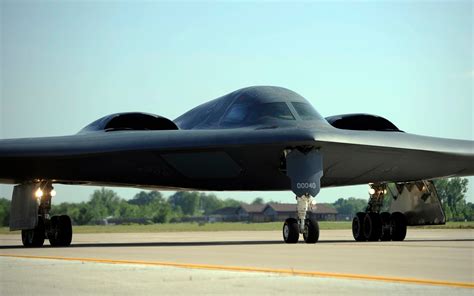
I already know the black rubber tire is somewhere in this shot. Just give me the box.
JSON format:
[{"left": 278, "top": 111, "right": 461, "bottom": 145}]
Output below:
[
  {"left": 21, "top": 217, "right": 45, "bottom": 248},
  {"left": 380, "top": 212, "right": 392, "bottom": 241},
  {"left": 352, "top": 212, "right": 366, "bottom": 242},
  {"left": 283, "top": 218, "right": 299, "bottom": 244},
  {"left": 49, "top": 215, "right": 73, "bottom": 247},
  {"left": 364, "top": 212, "right": 382, "bottom": 241},
  {"left": 48, "top": 216, "right": 60, "bottom": 246},
  {"left": 390, "top": 212, "right": 407, "bottom": 241},
  {"left": 303, "top": 218, "right": 319, "bottom": 244}
]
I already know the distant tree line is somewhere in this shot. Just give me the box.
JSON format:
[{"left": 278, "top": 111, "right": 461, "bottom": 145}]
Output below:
[
  {"left": 435, "top": 178, "right": 473, "bottom": 221},
  {"left": 0, "top": 178, "right": 471, "bottom": 226},
  {"left": 47, "top": 189, "right": 244, "bottom": 225}
]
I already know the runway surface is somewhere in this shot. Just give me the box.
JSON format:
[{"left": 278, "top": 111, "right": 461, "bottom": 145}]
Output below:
[{"left": 0, "top": 229, "right": 473, "bottom": 295}]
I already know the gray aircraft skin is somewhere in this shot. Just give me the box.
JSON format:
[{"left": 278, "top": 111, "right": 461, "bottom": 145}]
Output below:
[
  {"left": 2, "top": 85, "right": 474, "bottom": 246},
  {"left": 0, "top": 86, "right": 473, "bottom": 191}
]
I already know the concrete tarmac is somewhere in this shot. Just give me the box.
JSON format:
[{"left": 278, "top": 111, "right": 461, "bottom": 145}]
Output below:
[{"left": 0, "top": 229, "right": 473, "bottom": 295}]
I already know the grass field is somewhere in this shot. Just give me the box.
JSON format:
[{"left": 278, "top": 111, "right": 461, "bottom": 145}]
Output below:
[{"left": 0, "top": 221, "right": 473, "bottom": 235}]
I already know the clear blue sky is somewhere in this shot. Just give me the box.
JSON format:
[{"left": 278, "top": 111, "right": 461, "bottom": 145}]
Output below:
[{"left": 1, "top": 1, "right": 472, "bottom": 204}]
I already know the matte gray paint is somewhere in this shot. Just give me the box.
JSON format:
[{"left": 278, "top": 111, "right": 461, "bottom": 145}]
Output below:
[{"left": 0, "top": 86, "right": 473, "bottom": 194}]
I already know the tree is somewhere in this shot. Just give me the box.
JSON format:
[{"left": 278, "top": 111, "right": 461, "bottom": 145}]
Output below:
[
  {"left": 199, "top": 193, "right": 224, "bottom": 214},
  {"left": 128, "top": 191, "right": 163, "bottom": 206},
  {"left": 251, "top": 197, "right": 264, "bottom": 205},
  {"left": 222, "top": 198, "right": 242, "bottom": 208},
  {"left": 51, "top": 202, "right": 94, "bottom": 225},
  {"left": 465, "top": 203, "right": 474, "bottom": 221},
  {"left": 127, "top": 191, "right": 168, "bottom": 221},
  {"left": 88, "top": 188, "right": 122, "bottom": 220},
  {"left": 117, "top": 201, "right": 140, "bottom": 219},
  {"left": 435, "top": 178, "right": 469, "bottom": 221},
  {"left": 168, "top": 191, "right": 201, "bottom": 216},
  {"left": 0, "top": 198, "right": 11, "bottom": 227},
  {"left": 138, "top": 193, "right": 173, "bottom": 223},
  {"left": 333, "top": 197, "right": 367, "bottom": 217}
]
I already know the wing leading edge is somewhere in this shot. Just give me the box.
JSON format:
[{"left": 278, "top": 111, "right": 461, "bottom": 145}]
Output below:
[{"left": 0, "top": 126, "right": 472, "bottom": 190}]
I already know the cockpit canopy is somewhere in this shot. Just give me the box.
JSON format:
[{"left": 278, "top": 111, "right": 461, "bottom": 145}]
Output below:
[{"left": 174, "top": 86, "right": 324, "bottom": 129}]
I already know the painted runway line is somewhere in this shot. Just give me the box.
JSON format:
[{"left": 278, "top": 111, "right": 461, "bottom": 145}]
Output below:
[{"left": 1, "top": 253, "right": 472, "bottom": 289}]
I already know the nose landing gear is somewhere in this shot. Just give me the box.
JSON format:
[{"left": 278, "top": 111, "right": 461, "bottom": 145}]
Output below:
[
  {"left": 282, "top": 216, "right": 320, "bottom": 244},
  {"left": 282, "top": 194, "right": 320, "bottom": 244}
]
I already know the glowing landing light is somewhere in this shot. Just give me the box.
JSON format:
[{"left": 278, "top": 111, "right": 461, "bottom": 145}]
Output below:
[
  {"left": 50, "top": 189, "right": 57, "bottom": 197},
  {"left": 368, "top": 188, "right": 376, "bottom": 195},
  {"left": 35, "top": 188, "right": 43, "bottom": 198}
]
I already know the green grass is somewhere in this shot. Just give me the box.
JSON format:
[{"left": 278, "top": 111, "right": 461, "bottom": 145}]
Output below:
[
  {"left": 413, "top": 221, "right": 474, "bottom": 229},
  {"left": 0, "top": 221, "right": 472, "bottom": 235},
  {"left": 0, "top": 221, "right": 351, "bottom": 234}
]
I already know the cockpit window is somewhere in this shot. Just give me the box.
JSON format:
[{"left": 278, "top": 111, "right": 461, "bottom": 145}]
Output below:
[
  {"left": 250, "top": 102, "right": 295, "bottom": 121},
  {"left": 291, "top": 102, "right": 323, "bottom": 120},
  {"left": 221, "top": 102, "right": 295, "bottom": 126},
  {"left": 223, "top": 103, "right": 249, "bottom": 124}
]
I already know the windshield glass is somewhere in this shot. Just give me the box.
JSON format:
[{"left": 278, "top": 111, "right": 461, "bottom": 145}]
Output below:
[
  {"left": 291, "top": 102, "right": 323, "bottom": 120},
  {"left": 221, "top": 102, "right": 295, "bottom": 126}
]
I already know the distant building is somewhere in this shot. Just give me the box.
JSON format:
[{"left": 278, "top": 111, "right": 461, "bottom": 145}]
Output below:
[
  {"left": 262, "top": 203, "right": 338, "bottom": 222},
  {"left": 237, "top": 204, "right": 266, "bottom": 222},
  {"left": 209, "top": 207, "right": 239, "bottom": 222},
  {"left": 263, "top": 203, "right": 298, "bottom": 222},
  {"left": 309, "top": 204, "right": 338, "bottom": 221},
  {"left": 185, "top": 203, "right": 338, "bottom": 223}
]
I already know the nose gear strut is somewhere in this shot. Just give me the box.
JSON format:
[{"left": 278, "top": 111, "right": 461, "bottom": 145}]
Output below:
[
  {"left": 296, "top": 194, "right": 313, "bottom": 233},
  {"left": 284, "top": 149, "right": 323, "bottom": 244}
]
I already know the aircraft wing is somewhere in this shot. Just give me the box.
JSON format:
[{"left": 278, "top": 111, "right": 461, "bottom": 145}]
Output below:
[
  {"left": 0, "top": 128, "right": 313, "bottom": 188},
  {"left": 0, "top": 127, "right": 472, "bottom": 190},
  {"left": 311, "top": 126, "right": 474, "bottom": 186}
]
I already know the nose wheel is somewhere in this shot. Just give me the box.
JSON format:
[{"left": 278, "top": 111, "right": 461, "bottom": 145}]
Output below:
[
  {"left": 303, "top": 218, "right": 319, "bottom": 243},
  {"left": 283, "top": 217, "right": 320, "bottom": 244},
  {"left": 283, "top": 218, "right": 299, "bottom": 243}
]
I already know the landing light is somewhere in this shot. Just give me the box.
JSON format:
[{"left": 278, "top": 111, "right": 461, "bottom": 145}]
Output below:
[
  {"left": 50, "top": 189, "right": 57, "bottom": 197},
  {"left": 368, "top": 188, "right": 376, "bottom": 195},
  {"left": 35, "top": 188, "right": 43, "bottom": 198}
]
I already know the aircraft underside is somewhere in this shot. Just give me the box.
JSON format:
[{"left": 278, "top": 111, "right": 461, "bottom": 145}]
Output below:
[{"left": 8, "top": 147, "right": 446, "bottom": 247}]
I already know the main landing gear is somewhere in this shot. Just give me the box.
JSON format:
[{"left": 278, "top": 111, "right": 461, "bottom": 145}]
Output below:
[
  {"left": 21, "top": 215, "right": 72, "bottom": 247},
  {"left": 352, "top": 211, "right": 407, "bottom": 242},
  {"left": 14, "top": 182, "right": 73, "bottom": 248},
  {"left": 282, "top": 194, "right": 320, "bottom": 244},
  {"left": 352, "top": 183, "right": 407, "bottom": 242}
]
